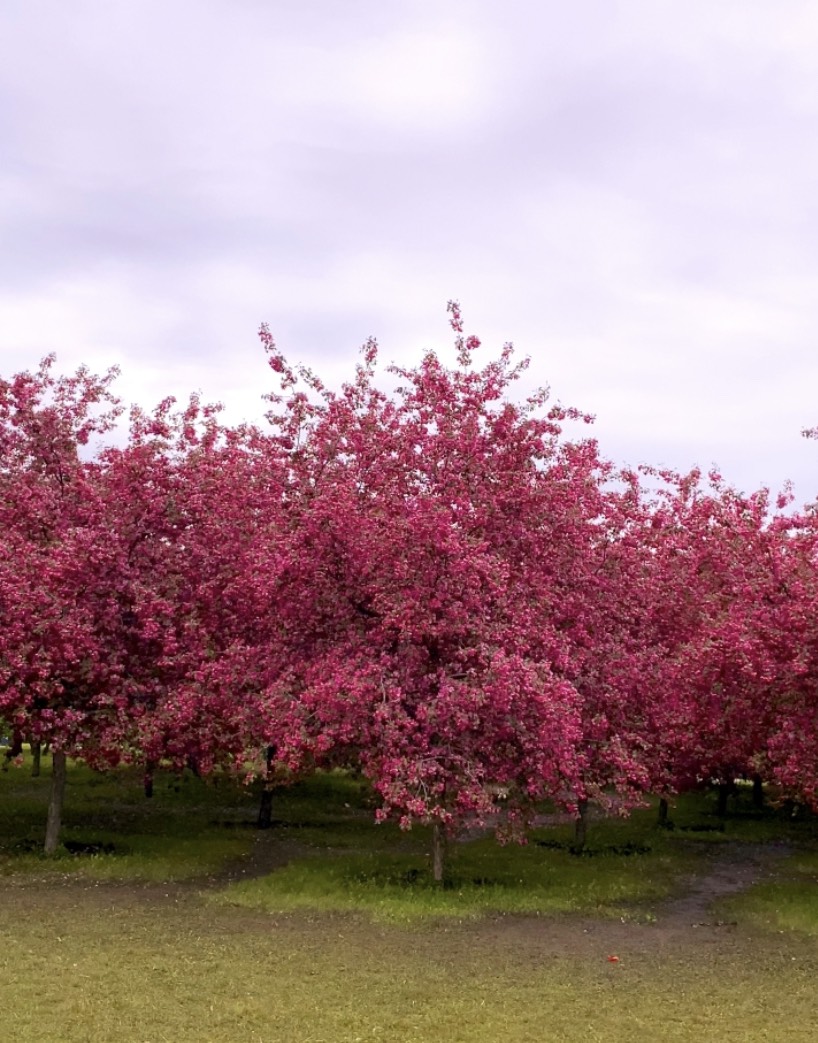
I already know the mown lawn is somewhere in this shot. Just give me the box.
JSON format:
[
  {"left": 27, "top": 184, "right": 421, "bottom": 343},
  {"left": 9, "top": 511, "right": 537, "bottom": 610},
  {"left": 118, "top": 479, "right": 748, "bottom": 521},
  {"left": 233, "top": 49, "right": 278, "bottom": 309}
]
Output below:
[
  {"left": 0, "top": 753, "right": 258, "bottom": 880},
  {"left": 2, "top": 755, "right": 818, "bottom": 1041},
  {"left": 2, "top": 884, "right": 818, "bottom": 1043},
  {"left": 722, "top": 847, "right": 818, "bottom": 938}
]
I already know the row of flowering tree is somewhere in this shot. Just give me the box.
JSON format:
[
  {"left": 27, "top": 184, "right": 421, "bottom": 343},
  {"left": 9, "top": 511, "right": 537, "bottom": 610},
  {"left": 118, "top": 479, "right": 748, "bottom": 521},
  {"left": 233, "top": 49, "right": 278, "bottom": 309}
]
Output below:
[{"left": 2, "top": 308, "right": 817, "bottom": 873}]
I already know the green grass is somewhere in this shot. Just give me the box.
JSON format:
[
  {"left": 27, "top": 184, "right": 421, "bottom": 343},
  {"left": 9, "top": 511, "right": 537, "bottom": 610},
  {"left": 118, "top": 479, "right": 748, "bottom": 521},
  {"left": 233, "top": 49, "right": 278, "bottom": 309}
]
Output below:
[
  {"left": 0, "top": 751, "right": 257, "bottom": 880},
  {"left": 721, "top": 849, "right": 818, "bottom": 938},
  {"left": 12, "top": 834, "right": 253, "bottom": 882},
  {"left": 214, "top": 830, "right": 689, "bottom": 924},
  {"left": 213, "top": 787, "right": 818, "bottom": 925},
  {"left": 3, "top": 758, "right": 818, "bottom": 1040},
  {"left": 212, "top": 784, "right": 704, "bottom": 925},
  {"left": 657, "top": 786, "right": 818, "bottom": 845},
  {"left": 2, "top": 887, "right": 818, "bottom": 1043},
  {"left": 7, "top": 751, "right": 816, "bottom": 925}
]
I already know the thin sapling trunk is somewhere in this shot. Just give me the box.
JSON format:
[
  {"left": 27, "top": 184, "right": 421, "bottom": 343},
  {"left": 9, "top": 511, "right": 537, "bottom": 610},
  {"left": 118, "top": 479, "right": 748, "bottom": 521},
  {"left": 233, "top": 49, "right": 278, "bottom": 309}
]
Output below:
[
  {"left": 143, "top": 760, "right": 157, "bottom": 799},
  {"left": 30, "top": 741, "right": 41, "bottom": 777},
  {"left": 572, "top": 799, "right": 589, "bottom": 854},
  {"left": 257, "top": 746, "right": 277, "bottom": 829},
  {"left": 44, "top": 750, "right": 67, "bottom": 856},
  {"left": 716, "top": 781, "right": 732, "bottom": 818},
  {"left": 431, "top": 820, "right": 446, "bottom": 884}
]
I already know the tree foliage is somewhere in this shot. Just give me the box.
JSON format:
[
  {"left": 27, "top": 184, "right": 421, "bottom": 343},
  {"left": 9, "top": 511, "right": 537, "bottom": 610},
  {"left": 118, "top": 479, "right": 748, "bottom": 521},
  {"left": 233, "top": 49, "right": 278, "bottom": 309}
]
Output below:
[{"left": 2, "top": 310, "right": 818, "bottom": 865}]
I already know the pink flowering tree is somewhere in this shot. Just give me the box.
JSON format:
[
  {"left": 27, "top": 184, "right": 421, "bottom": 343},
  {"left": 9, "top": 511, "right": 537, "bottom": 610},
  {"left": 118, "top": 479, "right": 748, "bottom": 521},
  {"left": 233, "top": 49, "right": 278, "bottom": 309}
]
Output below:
[
  {"left": 635, "top": 468, "right": 798, "bottom": 815},
  {"left": 761, "top": 427, "right": 818, "bottom": 809},
  {"left": 255, "top": 306, "right": 677, "bottom": 878},
  {"left": 108, "top": 398, "right": 282, "bottom": 780},
  {"left": 0, "top": 356, "right": 131, "bottom": 851},
  {"left": 0, "top": 357, "right": 283, "bottom": 851}
]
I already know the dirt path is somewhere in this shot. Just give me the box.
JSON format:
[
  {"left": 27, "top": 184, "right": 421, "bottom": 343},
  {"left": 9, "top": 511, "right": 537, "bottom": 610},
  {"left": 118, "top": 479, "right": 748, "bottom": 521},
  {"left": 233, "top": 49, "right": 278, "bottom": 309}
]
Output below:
[
  {"left": 2, "top": 831, "right": 802, "bottom": 964},
  {"left": 657, "top": 840, "right": 791, "bottom": 928},
  {"left": 210, "top": 828, "right": 313, "bottom": 885},
  {"left": 432, "top": 839, "right": 802, "bottom": 968}
]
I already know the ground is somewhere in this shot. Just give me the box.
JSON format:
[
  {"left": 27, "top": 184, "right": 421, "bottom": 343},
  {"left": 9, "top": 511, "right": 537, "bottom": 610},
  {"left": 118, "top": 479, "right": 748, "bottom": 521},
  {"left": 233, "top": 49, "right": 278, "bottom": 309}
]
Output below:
[
  {"left": 3, "top": 836, "right": 817, "bottom": 1042},
  {"left": 3, "top": 769, "right": 817, "bottom": 1041}
]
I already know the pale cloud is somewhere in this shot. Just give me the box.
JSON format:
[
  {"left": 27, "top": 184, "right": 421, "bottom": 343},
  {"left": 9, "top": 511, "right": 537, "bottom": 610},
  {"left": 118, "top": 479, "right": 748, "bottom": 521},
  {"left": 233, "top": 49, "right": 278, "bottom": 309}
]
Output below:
[
  {"left": 1, "top": 0, "right": 817, "bottom": 502},
  {"left": 341, "top": 22, "right": 489, "bottom": 130}
]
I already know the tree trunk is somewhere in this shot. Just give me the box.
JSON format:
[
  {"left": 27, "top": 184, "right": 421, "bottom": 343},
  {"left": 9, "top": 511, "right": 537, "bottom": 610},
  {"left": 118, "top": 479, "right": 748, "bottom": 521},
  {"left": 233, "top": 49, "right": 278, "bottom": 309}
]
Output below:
[
  {"left": 752, "top": 774, "right": 764, "bottom": 809},
  {"left": 256, "top": 789, "right": 274, "bottom": 829},
  {"left": 716, "top": 781, "right": 731, "bottom": 818},
  {"left": 431, "top": 821, "right": 446, "bottom": 884},
  {"left": 572, "top": 799, "right": 589, "bottom": 854},
  {"left": 44, "top": 750, "right": 67, "bottom": 856},
  {"left": 144, "top": 760, "right": 157, "bottom": 799},
  {"left": 30, "top": 741, "right": 42, "bottom": 778},
  {"left": 256, "top": 746, "right": 276, "bottom": 829},
  {"left": 658, "top": 797, "right": 669, "bottom": 828}
]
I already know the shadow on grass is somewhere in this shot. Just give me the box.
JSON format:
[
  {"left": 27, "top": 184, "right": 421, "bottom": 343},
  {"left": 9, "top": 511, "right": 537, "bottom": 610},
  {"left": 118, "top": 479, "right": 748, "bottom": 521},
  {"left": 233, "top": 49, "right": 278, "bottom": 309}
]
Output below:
[{"left": 0, "top": 755, "right": 261, "bottom": 880}]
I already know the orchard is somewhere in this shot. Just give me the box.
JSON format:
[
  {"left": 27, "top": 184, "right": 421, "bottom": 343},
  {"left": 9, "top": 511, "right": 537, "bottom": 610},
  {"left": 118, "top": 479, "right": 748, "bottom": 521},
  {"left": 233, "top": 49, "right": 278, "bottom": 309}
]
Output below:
[{"left": 1, "top": 306, "right": 817, "bottom": 876}]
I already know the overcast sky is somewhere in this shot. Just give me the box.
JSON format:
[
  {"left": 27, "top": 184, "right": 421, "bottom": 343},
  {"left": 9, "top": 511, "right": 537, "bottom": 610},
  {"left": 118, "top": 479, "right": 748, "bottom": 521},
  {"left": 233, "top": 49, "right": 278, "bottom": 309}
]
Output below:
[{"left": 2, "top": 0, "right": 817, "bottom": 502}]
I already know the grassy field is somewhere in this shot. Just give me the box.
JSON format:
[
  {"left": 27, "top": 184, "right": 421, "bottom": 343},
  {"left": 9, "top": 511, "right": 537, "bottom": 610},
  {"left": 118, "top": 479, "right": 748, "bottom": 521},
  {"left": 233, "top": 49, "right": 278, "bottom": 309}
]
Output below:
[
  {"left": 2, "top": 753, "right": 818, "bottom": 1042},
  {"left": 3, "top": 886, "right": 818, "bottom": 1043},
  {"left": 722, "top": 847, "right": 818, "bottom": 938},
  {"left": 0, "top": 754, "right": 258, "bottom": 880},
  {"left": 214, "top": 824, "right": 692, "bottom": 924}
]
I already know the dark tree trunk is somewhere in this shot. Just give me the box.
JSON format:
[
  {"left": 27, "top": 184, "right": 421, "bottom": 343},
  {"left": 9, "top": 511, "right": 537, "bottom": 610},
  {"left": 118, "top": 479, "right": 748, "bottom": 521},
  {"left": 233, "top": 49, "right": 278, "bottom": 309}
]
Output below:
[
  {"left": 144, "top": 760, "right": 157, "bottom": 799},
  {"left": 716, "top": 781, "right": 732, "bottom": 818},
  {"left": 256, "top": 746, "right": 276, "bottom": 829},
  {"left": 572, "top": 799, "right": 589, "bottom": 853},
  {"left": 30, "top": 741, "right": 42, "bottom": 778},
  {"left": 658, "top": 797, "right": 669, "bottom": 827},
  {"left": 752, "top": 774, "right": 764, "bottom": 809},
  {"left": 44, "top": 750, "right": 67, "bottom": 856},
  {"left": 431, "top": 821, "right": 446, "bottom": 884},
  {"left": 256, "top": 789, "right": 274, "bottom": 829}
]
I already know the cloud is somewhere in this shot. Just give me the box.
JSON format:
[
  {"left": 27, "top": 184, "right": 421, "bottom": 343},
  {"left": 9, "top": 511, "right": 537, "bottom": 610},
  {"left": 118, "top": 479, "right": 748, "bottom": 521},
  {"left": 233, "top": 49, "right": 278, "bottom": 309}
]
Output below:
[{"left": 1, "top": 0, "right": 817, "bottom": 501}]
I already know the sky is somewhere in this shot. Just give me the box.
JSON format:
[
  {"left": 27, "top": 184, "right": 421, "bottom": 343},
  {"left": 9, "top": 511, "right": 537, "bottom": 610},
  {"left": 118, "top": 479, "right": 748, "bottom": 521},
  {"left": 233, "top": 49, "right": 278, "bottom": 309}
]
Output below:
[{"left": 2, "top": 0, "right": 818, "bottom": 503}]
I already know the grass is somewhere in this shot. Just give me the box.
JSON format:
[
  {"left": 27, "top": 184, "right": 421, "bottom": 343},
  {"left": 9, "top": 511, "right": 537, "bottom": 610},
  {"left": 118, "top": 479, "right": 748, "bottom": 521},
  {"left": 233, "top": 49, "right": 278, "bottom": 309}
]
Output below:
[
  {"left": 0, "top": 750, "right": 257, "bottom": 880},
  {"left": 721, "top": 848, "right": 818, "bottom": 938},
  {"left": 2, "top": 887, "right": 818, "bottom": 1043},
  {"left": 213, "top": 785, "right": 818, "bottom": 925},
  {"left": 215, "top": 830, "right": 689, "bottom": 924},
  {"left": 657, "top": 785, "right": 818, "bottom": 846},
  {"left": 4, "top": 750, "right": 816, "bottom": 921},
  {"left": 212, "top": 780, "right": 702, "bottom": 925},
  {"left": 3, "top": 756, "right": 818, "bottom": 1040}
]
